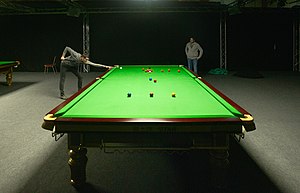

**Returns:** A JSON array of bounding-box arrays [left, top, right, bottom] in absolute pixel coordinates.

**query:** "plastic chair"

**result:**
[[44, 56, 57, 74]]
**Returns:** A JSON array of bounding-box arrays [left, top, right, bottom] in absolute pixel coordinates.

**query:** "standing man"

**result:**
[[185, 37, 203, 74], [59, 46, 112, 100]]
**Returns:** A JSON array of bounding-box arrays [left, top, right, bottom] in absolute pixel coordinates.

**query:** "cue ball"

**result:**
[[120, 67, 122, 69]]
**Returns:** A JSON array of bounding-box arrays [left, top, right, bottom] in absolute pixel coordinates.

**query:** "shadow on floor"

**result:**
[[17, 136, 282, 193], [0, 82, 37, 96], [228, 139, 282, 193]]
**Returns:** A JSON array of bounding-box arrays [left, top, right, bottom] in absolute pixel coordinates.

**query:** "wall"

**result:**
[[0, 12, 220, 72], [227, 9, 294, 71], [0, 15, 82, 71], [0, 9, 296, 72], [89, 12, 220, 72]]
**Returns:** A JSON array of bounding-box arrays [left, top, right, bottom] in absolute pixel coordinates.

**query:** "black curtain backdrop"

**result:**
[[0, 15, 82, 71], [0, 9, 295, 72], [89, 12, 220, 72], [0, 12, 220, 72], [227, 9, 294, 71]]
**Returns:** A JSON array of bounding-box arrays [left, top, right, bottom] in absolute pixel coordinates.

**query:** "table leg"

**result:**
[[68, 147, 88, 187], [209, 149, 229, 192], [6, 69, 12, 86]]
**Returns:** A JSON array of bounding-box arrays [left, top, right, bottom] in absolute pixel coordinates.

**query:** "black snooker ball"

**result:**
[[127, 93, 132, 97]]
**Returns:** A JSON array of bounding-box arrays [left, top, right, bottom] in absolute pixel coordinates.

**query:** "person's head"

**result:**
[[80, 54, 88, 63], [189, 37, 195, 43]]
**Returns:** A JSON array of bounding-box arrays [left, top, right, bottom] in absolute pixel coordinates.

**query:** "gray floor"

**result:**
[[0, 71, 299, 193]]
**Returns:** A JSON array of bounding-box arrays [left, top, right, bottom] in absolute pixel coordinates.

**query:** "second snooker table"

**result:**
[[42, 65, 256, 189], [0, 61, 20, 86]]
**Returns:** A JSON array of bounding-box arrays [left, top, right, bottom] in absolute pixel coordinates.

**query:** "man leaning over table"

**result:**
[[59, 46, 112, 100]]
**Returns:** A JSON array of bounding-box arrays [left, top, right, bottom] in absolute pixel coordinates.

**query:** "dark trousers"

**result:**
[[59, 60, 82, 95]]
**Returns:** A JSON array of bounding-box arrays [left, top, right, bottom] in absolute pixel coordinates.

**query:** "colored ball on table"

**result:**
[[161, 69, 164, 72], [177, 69, 180, 72], [149, 77, 152, 81], [150, 92, 154, 97], [127, 93, 132, 97], [168, 69, 170, 72], [154, 79, 157, 83], [172, 92, 176, 97], [146, 69, 153, 73], [142, 68, 144, 71]]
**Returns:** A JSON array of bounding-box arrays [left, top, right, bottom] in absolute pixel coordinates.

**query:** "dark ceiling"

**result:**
[[0, 0, 227, 16]]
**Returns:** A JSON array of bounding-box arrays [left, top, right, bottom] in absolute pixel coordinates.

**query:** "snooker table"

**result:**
[[0, 61, 20, 86], [42, 65, 255, 189]]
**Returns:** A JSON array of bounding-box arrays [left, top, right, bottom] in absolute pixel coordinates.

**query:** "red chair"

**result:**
[[44, 56, 57, 74]]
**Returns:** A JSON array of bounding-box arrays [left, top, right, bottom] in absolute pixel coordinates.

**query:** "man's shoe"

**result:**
[[60, 95, 68, 100]]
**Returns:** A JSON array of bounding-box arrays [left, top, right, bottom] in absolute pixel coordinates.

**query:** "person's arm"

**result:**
[[61, 47, 80, 60], [197, 45, 203, 60], [85, 61, 112, 69], [61, 47, 71, 60], [185, 44, 189, 56]]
